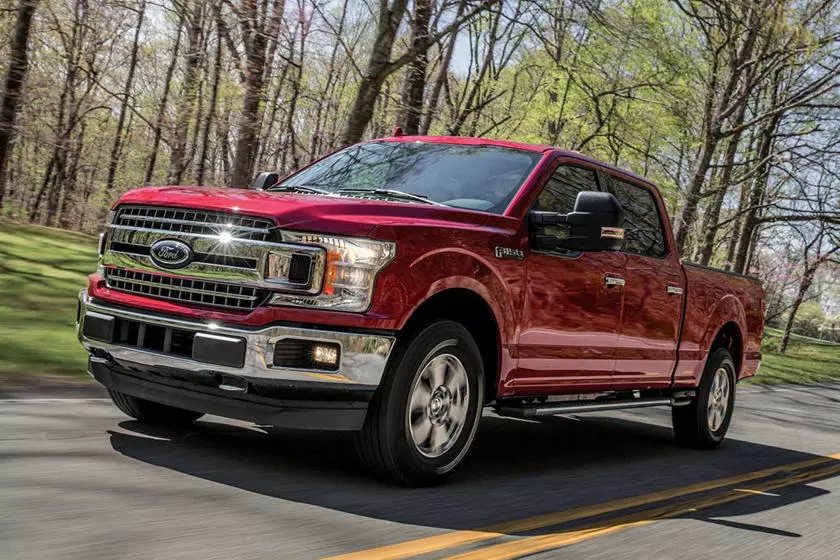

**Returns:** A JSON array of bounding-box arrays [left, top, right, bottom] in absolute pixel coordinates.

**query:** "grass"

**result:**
[[0, 220, 98, 377], [747, 327, 840, 385], [0, 219, 838, 385]]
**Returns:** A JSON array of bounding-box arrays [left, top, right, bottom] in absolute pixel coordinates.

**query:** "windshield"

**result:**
[[278, 141, 542, 213]]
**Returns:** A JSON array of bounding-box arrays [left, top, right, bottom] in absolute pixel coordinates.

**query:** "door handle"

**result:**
[[667, 285, 683, 295], [604, 275, 625, 287]]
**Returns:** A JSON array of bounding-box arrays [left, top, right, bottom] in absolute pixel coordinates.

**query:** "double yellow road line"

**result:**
[[326, 452, 840, 560]]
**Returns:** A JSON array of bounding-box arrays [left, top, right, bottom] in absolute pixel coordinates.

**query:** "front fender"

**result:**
[[394, 248, 518, 344]]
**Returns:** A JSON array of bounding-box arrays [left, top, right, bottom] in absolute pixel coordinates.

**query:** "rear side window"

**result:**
[[608, 177, 667, 258]]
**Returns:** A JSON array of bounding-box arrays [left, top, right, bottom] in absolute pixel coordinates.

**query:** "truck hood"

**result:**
[[117, 185, 495, 237]]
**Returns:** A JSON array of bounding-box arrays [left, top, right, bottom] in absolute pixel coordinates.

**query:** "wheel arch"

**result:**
[[398, 286, 503, 403], [701, 295, 747, 378], [709, 322, 743, 376]]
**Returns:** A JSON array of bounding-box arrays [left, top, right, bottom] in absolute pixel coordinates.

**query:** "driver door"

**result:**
[[515, 163, 626, 392]]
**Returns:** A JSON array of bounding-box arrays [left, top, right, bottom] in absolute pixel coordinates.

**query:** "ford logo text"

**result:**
[[150, 239, 193, 269]]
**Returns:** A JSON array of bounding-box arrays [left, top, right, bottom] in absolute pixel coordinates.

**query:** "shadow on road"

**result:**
[[106, 410, 838, 536]]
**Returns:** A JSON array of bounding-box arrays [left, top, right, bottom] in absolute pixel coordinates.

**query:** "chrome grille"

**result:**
[[103, 205, 326, 309], [113, 206, 275, 242], [105, 268, 267, 311]]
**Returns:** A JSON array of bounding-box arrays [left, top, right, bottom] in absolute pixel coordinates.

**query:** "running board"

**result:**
[[496, 397, 678, 419]]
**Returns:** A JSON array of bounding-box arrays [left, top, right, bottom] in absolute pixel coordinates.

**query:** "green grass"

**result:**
[[747, 327, 840, 385], [0, 219, 838, 385], [0, 220, 98, 377]]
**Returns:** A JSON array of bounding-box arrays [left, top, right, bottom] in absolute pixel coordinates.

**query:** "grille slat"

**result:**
[[113, 206, 274, 242], [105, 268, 266, 311]]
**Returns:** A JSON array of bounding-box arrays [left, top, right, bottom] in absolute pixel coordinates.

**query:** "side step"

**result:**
[[496, 393, 694, 419]]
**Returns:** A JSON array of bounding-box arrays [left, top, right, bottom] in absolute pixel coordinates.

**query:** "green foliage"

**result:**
[[749, 327, 840, 385], [0, 220, 96, 376], [791, 302, 827, 339]]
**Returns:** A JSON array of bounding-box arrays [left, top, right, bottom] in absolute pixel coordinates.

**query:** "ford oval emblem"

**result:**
[[150, 239, 193, 269]]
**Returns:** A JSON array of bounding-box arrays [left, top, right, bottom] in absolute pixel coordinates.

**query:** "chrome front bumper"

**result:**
[[76, 290, 395, 389]]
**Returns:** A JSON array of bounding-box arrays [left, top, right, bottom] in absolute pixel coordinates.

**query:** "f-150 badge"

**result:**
[[494, 246, 524, 260]]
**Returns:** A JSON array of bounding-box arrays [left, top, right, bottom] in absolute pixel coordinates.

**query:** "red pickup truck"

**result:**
[[77, 136, 765, 484]]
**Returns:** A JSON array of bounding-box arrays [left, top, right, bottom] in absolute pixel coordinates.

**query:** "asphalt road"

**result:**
[[1, 382, 839, 560]]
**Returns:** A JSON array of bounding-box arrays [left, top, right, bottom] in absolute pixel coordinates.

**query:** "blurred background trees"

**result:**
[[0, 0, 837, 341]]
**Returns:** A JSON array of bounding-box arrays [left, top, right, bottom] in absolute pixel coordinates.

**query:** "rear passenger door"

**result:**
[[605, 175, 684, 388], [517, 164, 626, 392]]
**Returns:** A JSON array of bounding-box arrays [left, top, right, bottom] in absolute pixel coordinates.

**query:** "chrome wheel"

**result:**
[[407, 353, 470, 458], [707, 367, 730, 432]]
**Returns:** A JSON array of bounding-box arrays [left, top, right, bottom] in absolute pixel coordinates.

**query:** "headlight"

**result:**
[[97, 233, 107, 257], [269, 233, 395, 313]]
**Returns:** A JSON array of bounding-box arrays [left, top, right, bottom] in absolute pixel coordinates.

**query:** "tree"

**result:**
[[167, 0, 205, 185], [780, 227, 839, 353], [399, 0, 432, 135], [341, 0, 501, 144], [229, 0, 286, 188], [0, 0, 39, 209], [105, 0, 145, 195]]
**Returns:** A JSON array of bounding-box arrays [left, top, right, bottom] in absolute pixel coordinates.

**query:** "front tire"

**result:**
[[672, 348, 736, 448], [356, 321, 485, 486], [107, 389, 203, 428]]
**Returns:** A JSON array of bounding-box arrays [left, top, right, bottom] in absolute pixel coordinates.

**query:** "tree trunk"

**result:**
[[0, 0, 38, 209], [733, 111, 782, 273], [780, 267, 815, 354], [196, 5, 223, 186], [400, 0, 431, 135], [105, 1, 145, 195], [34, 0, 84, 225], [674, 109, 717, 253], [309, 0, 350, 157], [230, 0, 285, 188], [341, 0, 411, 145], [418, 0, 466, 135], [167, 0, 204, 185], [145, 13, 184, 184]]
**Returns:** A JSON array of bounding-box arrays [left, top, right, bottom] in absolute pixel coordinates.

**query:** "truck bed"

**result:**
[[673, 263, 765, 387]]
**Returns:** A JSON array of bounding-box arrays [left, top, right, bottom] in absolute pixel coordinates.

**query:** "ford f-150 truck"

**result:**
[[77, 136, 765, 485]]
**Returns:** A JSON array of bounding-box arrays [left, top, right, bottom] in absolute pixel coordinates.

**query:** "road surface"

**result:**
[[1, 382, 839, 559]]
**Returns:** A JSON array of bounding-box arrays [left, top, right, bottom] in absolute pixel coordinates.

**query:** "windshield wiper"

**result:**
[[268, 184, 333, 196], [339, 188, 447, 206]]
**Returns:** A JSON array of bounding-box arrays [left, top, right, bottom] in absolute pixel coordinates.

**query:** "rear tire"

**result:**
[[356, 321, 485, 486], [672, 348, 736, 449], [107, 389, 203, 428]]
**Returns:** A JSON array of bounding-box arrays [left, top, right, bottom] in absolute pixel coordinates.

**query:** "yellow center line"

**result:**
[[446, 462, 840, 560], [323, 452, 840, 560]]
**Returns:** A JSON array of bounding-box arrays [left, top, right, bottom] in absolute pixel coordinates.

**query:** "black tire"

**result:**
[[356, 321, 485, 486], [672, 348, 736, 449], [107, 389, 203, 428]]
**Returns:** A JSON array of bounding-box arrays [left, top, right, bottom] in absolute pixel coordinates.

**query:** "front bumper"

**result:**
[[77, 290, 396, 430]]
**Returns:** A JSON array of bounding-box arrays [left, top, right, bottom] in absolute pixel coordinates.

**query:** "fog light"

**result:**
[[313, 343, 339, 366], [273, 339, 341, 372]]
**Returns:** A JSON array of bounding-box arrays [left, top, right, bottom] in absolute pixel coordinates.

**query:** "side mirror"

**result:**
[[251, 171, 279, 191], [530, 191, 625, 252]]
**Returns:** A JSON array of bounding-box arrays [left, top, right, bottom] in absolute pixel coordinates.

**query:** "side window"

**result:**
[[534, 165, 599, 214], [608, 177, 667, 258], [533, 165, 599, 241]]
